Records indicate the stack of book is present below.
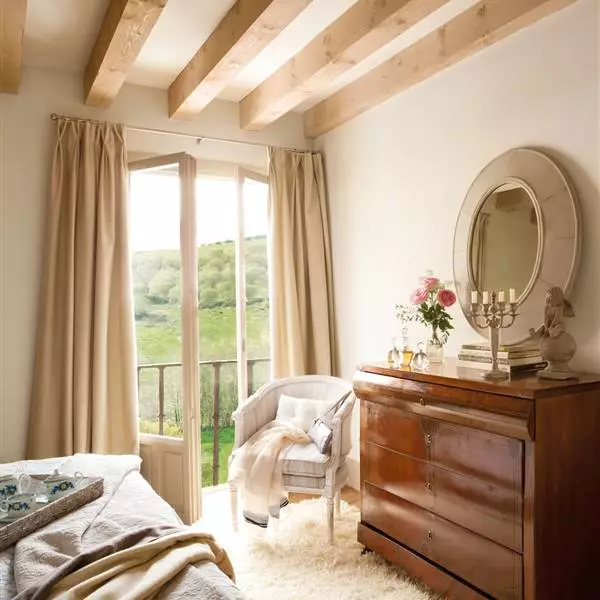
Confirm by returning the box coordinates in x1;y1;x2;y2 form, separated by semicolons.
457;343;547;375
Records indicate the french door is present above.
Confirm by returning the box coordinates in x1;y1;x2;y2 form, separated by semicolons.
129;154;270;522
129;153;201;523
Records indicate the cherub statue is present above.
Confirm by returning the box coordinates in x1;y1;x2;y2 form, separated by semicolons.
529;286;577;379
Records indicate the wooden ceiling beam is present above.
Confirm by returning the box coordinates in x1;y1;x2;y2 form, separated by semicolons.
304;0;577;139
240;0;451;131
84;0;168;108
168;0;311;119
0;0;27;94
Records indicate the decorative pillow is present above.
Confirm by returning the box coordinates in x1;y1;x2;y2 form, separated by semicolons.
275;394;336;432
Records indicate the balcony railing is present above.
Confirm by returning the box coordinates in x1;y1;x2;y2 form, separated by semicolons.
137;358;270;486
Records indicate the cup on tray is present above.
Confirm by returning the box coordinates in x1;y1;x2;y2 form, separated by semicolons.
43;470;84;501
0;473;30;499
0;492;36;520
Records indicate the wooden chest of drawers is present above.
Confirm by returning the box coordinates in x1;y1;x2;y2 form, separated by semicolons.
354;362;600;600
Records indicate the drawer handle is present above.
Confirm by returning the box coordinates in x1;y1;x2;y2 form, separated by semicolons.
425;434;433;445
418;397;425;406
427;530;433;540
426;482;433;491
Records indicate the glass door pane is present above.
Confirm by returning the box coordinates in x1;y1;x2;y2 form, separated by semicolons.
196;176;238;487
130;165;184;439
242;174;271;396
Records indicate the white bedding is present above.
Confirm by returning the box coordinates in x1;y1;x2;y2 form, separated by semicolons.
0;454;243;600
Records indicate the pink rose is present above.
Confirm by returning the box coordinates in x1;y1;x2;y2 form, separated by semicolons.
422;276;440;291
410;287;428;305
437;288;457;308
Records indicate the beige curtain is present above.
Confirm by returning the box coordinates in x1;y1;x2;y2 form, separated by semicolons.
27;118;138;458
268;147;336;378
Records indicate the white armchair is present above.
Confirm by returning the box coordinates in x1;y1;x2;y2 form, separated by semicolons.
229;375;356;543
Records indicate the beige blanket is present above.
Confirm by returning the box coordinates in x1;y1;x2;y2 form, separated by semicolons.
46;528;234;600
228;422;309;528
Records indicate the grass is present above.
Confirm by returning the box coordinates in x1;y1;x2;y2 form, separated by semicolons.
201;426;235;487
139;421;235;487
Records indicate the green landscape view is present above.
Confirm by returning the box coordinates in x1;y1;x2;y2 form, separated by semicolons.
133;236;270;486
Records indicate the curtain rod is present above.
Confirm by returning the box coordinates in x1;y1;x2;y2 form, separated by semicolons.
50;113;307;153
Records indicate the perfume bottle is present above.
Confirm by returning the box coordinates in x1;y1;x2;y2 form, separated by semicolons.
387;337;400;368
397;327;414;367
411;341;429;371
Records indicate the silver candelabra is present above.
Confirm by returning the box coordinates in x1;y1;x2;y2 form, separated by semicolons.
470;290;518;380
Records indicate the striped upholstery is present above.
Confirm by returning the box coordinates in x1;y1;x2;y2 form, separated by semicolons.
281;442;331;477
282;463;349;491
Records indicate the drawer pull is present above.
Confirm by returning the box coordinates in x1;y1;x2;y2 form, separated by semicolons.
425;433;433;445
426;482;433;491
427;530;433;540
418;397;425;406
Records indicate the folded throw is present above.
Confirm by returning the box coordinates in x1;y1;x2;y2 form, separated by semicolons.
228;421;310;528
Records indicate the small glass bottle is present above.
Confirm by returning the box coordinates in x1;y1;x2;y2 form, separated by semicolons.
411;341;429;371
397;326;414;367
387;337;400;368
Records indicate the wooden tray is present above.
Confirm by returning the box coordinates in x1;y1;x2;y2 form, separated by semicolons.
0;476;104;551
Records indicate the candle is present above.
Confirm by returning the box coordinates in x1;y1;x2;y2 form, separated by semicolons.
471;290;478;304
498;290;505;303
509;288;516;303
482;291;489;305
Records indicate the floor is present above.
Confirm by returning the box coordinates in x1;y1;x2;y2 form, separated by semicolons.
201;484;360;526
198;487;433;600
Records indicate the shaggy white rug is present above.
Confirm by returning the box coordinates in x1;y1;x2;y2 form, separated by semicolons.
214;499;436;600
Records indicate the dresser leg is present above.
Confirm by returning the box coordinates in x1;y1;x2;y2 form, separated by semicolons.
360;547;372;556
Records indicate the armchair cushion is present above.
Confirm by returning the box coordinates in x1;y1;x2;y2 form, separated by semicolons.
275;394;336;432
281;442;330;477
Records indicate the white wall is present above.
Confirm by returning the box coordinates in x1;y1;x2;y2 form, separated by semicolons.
318;0;599;487
0;68;310;461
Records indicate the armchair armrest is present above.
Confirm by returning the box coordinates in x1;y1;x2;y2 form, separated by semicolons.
328;393;357;467
232;391;279;449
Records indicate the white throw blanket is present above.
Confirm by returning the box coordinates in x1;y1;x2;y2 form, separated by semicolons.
228;422;310;528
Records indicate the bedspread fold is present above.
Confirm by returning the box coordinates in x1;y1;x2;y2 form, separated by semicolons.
15;526;234;600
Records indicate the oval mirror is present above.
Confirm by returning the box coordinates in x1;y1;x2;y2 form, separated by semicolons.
469;182;540;303
453;148;580;346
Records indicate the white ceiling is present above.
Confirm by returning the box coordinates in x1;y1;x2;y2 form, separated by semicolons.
24;0;109;73
126;0;236;90
22;0;479;109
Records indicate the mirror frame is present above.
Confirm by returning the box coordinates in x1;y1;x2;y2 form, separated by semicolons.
453;148;580;346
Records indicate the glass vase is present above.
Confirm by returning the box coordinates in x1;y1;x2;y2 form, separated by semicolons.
426;327;444;364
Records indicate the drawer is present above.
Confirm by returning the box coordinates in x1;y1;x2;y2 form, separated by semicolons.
363;483;523;600
364;401;523;490
364;443;523;552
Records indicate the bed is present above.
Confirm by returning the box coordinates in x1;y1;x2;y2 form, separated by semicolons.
0;454;244;599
